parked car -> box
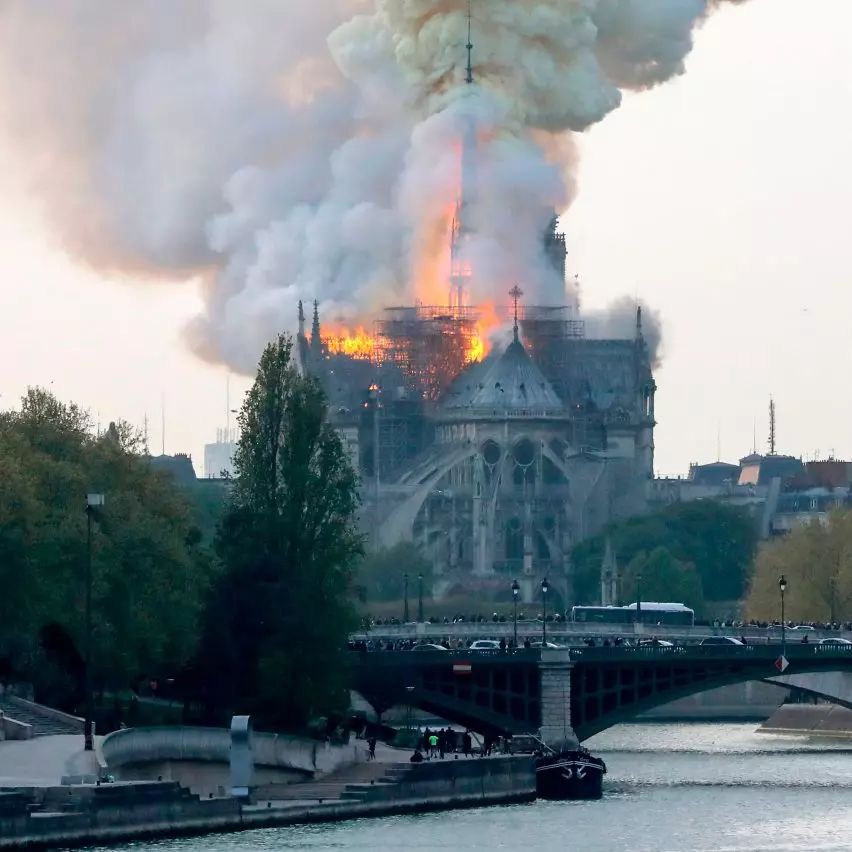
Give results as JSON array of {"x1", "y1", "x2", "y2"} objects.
[
  {"x1": 700, "y1": 636, "x2": 744, "y2": 646},
  {"x1": 818, "y1": 637, "x2": 852, "y2": 646},
  {"x1": 637, "y1": 638, "x2": 674, "y2": 647},
  {"x1": 412, "y1": 643, "x2": 448, "y2": 651},
  {"x1": 469, "y1": 640, "x2": 501, "y2": 650}
]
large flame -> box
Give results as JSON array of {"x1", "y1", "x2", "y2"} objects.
[{"x1": 326, "y1": 326, "x2": 375, "y2": 359}]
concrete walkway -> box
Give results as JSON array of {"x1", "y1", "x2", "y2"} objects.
[{"x1": 0, "y1": 734, "x2": 101, "y2": 786}]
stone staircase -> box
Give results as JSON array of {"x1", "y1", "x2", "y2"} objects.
[
  {"x1": 254, "y1": 760, "x2": 410, "y2": 802},
  {"x1": 0, "y1": 698, "x2": 82, "y2": 737}
]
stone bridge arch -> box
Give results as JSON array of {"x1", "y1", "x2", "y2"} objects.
[{"x1": 351, "y1": 646, "x2": 852, "y2": 746}]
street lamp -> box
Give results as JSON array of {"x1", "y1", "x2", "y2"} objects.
[
  {"x1": 84, "y1": 493, "x2": 105, "y2": 752},
  {"x1": 511, "y1": 580, "x2": 520, "y2": 647},
  {"x1": 541, "y1": 578, "x2": 549, "y2": 646},
  {"x1": 636, "y1": 574, "x2": 643, "y2": 625},
  {"x1": 779, "y1": 575, "x2": 787, "y2": 654},
  {"x1": 403, "y1": 573, "x2": 409, "y2": 623},
  {"x1": 418, "y1": 572, "x2": 424, "y2": 623}
]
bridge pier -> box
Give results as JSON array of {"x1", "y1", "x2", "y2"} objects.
[{"x1": 538, "y1": 650, "x2": 578, "y2": 750}]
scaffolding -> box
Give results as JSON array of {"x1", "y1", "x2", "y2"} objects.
[{"x1": 376, "y1": 305, "x2": 482, "y2": 401}]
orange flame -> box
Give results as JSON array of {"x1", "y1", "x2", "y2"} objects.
[{"x1": 325, "y1": 326, "x2": 375, "y2": 359}]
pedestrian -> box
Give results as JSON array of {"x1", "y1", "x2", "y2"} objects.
[
  {"x1": 367, "y1": 737, "x2": 377, "y2": 760},
  {"x1": 428, "y1": 732, "x2": 439, "y2": 758},
  {"x1": 462, "y1": 730, "x2": 472, "y2": 757}
]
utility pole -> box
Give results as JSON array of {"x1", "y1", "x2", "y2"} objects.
[{"x1": 768, "y1": 396, "x2": 776, "y2": 456}]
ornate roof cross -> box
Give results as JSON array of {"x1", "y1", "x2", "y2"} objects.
[{"x1": 509, "y1": 284, "x2": 523, "y2": 342}]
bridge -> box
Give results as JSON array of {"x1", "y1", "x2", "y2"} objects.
[
  {"x1": 354, "y1": 622, "x2": 841, "y2": 645},
  {"x1": 351, "y1": 644, "x2": 852, "y2": 745}
]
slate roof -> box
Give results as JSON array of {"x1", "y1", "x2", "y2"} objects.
[{"x1": 442, "y1": 338, "x2": 563, "y2": 410}]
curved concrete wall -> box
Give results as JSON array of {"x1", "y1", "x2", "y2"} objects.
[{"x1": 101, "y1": 726, "x2": 360, "y2": 777}]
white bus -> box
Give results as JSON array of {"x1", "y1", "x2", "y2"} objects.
[{"x1": 570, "y1": 602, "x2": 695, "y2": 626}]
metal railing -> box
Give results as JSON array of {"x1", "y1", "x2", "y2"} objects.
[{"x1": 353, "y1": 622, "x2": 846, "y2": 644}]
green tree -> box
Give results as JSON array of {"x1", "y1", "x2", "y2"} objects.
[
  {"x1": 744, "y1": 509, "x2": 852, "y2": 623},
  {"x1": 571, "y1": 501, "x2": 757, "y2": 605},
  {"x1": 356, "y1": 542, "x2": 432, "y2": 604},
  {"x1": 198, "y1": 335, "x2": 363, "y2": 730},
  {"x1": 620, "y1": 546, "x2": 705, "y2": 615},
  {"x1": 0, "y1": 387, "x2": 216, "y2": 709}
]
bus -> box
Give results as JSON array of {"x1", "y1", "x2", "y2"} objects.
[{"x1": 570, "y1": 602, "x2": 695, "y2": 626}]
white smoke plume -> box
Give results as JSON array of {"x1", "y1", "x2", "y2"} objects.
[{"x1": 0, "y1": 0, "x2": 748, "y2": 372}]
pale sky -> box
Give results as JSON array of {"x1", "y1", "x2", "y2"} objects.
[{"x1": 0, "y1": 0, "x2": 849, "y2": 477}]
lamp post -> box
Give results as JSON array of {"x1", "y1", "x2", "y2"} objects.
[
  {"x1": 403, "y1": 573, "x2": 409, "y2": 623},
  {"x1": 511, "y1": 579, "x2": 520, "y2": 647},
  {"x1": 779, "y1": 574, "x2": 787, "y2": 655},
  {"x1": 636, "y1": 574, "x2": 643, "y2": 625},
  {"x1": 84, "y1": 493, "x2": 105, "y2": 752},
  {"x1": 417, "y1": 572, "x2": 424, "y2": 623},
  {"x1": 541, "y1": 578, "x2": 549, "y2": 646}
]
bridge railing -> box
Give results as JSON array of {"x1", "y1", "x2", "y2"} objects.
[
  {"x1": 352, "y1": 622, "x2": 845, "y2": 644},
  {"x1": 352, "y1": 644, "x2": 852, "y2": 665},
  {"x1": 562, "y1": 643, "x2": 852, "y2": 662}
]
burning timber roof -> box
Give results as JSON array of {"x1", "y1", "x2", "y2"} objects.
[{"x1": 441, "y1": 338, "x2": 563, "y2": 411}]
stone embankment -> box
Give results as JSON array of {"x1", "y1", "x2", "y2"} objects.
[
  {"x1": 761, "y1": 702, "x2": 852, "y2": 737},
  {"x1": 0, "y1": 755, "x2": 536, "y2": 850}
]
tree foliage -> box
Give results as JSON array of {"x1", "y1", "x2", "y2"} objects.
[
  {"x1": 571, "y1": 501, "x2": 757, "y2": 605},
  {"x1": 620, "y1": 547, "x2": 705, "y2": 614},
  {"x1": 196, "y1": 335, "x2": 363, "y2": 731},
  {"x1": 355, "y1": 542, "x2": 432, "y2": 604},
  {"x1": 744, "y1": 510, "x2": 852, "y2": 623},
  {"x1": 0, "y1": 387, "x2": 215, "y2": 708}
]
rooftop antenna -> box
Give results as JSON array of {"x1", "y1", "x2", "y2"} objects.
[
  {"x1": 768, "y1": 395, "x2": 776, "y2": 456},
  {"x1": 143, "y1": 413, "x2": 149, "y2": 454},
  {"x1": 509, "y1": 284, "x2": 523, "y2": 343},
  {"x1": 465, "y1": 0, "x2": 473, "y2": 84}
]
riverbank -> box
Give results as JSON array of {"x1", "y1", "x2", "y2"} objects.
[
  {"x1": 760, "y1": 702, "x2": 852, "y2": 737},
  {"x1": 0, "y1": 755, "x2": 536, "y2": 850}
]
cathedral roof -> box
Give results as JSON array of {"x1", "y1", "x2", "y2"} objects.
[{"x1": 442, "y1": 337, "x2": 563, "y2": 410}]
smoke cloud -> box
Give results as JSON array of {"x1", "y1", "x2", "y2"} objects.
[{"x1": 0, "y1": 0, "x2": 748, "y2": 372}]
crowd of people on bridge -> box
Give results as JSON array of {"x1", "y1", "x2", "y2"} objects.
[
  {"x1": 362, "y1": 614, "x2": 852, "y2": 632},
  {"x1": 366, "y1": 613, "x2": 567, "y2": 628}
]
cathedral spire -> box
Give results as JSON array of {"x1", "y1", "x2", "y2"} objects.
[
  {"x1": 310, "y1": 299, "x2": 322, "y2": 358},
  {"x1": 298, "y1": 299, "x2": 305, "y2": 339},
  {"x1": 509, "y1": 284, "x2": 523, "y2": 344},
  {"x1": 465, "y1": 0, "x2": 473, "y2": 85},
  {"x1": 449, "y1": 0, "x2": 477, "y2": 309}
]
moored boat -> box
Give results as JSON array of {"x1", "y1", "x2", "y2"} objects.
[{"x1": 535, "y1": 747, "x2": 606, "y2": 800}]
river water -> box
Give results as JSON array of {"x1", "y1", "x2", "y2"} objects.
[{"x1": 86, "y1": 723, "x2": 852, "y2": 852}]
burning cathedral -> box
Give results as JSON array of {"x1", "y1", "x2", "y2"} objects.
[{"x1": 296, "y1": 21, "x2": 656, "y2": 607}]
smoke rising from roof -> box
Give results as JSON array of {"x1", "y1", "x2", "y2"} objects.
[{"x1": 0, "y1": 0, "x2": 747, "y2": 372}]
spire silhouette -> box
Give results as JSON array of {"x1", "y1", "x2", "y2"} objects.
[
  {"x1": 509, "y1": 285, "x2": 523, "y2": 343},
  {"x1": 465, "y1": 0, "x2": 473, "y2": 85},
  {"x1": 310, "y1": 300, "x2": 322, "y2": 358}
]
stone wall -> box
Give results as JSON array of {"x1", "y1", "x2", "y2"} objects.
[{"x1": 99, "y1": 726, "x2": 362, "y2": 797}]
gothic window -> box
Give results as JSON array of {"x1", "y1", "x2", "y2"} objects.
[{"x1": 505, "y1": 518, "x2": 524, "y2": 559}]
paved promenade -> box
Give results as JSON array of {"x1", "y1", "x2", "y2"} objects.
[{"x1": 0, "y1": 734, "x2": 100, "y2": 786}]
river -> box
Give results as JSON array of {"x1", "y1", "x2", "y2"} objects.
[{"x1": 83, "y1": 723, "x2": 852, "y2": 852}]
